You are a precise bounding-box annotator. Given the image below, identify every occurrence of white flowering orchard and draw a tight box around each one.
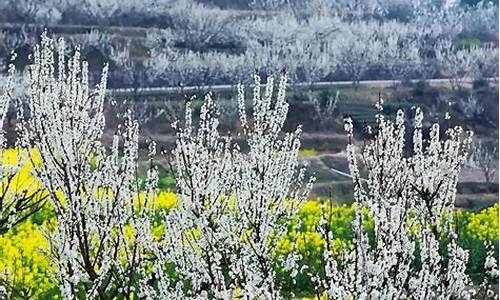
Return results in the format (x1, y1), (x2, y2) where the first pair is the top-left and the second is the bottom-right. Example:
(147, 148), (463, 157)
(0, 33), (496, 300)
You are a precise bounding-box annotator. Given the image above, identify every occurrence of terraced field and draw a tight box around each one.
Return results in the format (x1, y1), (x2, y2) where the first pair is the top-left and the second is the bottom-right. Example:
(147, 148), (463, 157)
(108, 81), (498, 210)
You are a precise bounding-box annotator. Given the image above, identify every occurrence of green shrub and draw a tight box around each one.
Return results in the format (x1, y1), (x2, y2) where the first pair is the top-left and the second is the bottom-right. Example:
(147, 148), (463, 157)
(412, 80), (431, 97)
(473, 78), (490, 90)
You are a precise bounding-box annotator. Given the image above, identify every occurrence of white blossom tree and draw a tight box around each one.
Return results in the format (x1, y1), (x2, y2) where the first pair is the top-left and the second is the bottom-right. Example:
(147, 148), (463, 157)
(437, 40), (499, 89)
(165, 0), (242, 53)
(306, 90), (339, 131)
(468, 43), (499, 80)
(152, 73), (314, 299)
(457, 93), (484, 120)
(332, 23), (382, 87)
(0, 0), (62, 23)
(312, 100), (477, 299)
(467, 140), (498, 184)
(436, 40), (475, 89)
(378, 23), (421, 83)
(18, 33), (158, 299)
(109, 43), (153, 99)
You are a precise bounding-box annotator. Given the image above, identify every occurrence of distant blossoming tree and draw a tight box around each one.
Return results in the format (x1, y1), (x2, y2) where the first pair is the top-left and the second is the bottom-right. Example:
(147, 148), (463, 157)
(435, 40), (493, 90)
(306, 90), (339, 131)
(467, 140), (498, 184)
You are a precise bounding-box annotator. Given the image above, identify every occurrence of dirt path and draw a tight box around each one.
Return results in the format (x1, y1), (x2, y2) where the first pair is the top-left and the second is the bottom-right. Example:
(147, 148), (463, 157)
(107, 78), (499, 97)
